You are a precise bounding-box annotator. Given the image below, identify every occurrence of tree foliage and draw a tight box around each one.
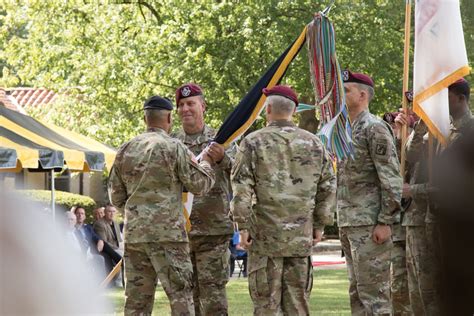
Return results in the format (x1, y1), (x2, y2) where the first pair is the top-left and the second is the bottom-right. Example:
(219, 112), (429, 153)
(0, 0), (472, 147)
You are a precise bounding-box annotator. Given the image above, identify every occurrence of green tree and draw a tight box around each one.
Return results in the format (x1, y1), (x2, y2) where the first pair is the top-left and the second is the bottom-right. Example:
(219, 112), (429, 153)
(0, 1), (471, 147)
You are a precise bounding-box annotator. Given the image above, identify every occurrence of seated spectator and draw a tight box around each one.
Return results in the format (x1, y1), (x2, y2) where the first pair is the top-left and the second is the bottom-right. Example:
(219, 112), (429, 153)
(73, 206), (122, 274)
(93, 205), (123, 253)
(64, 211), (106, 279)
(93, 207), (105, 223)
(93, 204), (124, 285)
(229, 231), (247, 277)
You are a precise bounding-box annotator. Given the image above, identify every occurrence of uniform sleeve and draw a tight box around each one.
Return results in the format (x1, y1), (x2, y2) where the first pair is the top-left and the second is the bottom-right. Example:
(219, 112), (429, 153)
(217, 143), (236, 173)
(230, 138), (255, 230)
(407, 121), (428, 164)
(369, 122), (403, 224)
(176, 142), (215, 195)
(313, 147), (336, 230)
(108, 163), (128, 215)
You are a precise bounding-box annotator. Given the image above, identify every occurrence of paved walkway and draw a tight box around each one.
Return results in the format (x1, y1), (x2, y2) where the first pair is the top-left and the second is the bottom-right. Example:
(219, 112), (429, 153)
(312, 239), (346, 270)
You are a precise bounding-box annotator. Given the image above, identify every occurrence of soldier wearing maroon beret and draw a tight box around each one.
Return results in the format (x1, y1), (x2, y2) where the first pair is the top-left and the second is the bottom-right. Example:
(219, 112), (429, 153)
(448, 78), (473, 144)
(338, 70), (402, 315)
(231, 85), (335, 315)
(172, 83), (234, 316)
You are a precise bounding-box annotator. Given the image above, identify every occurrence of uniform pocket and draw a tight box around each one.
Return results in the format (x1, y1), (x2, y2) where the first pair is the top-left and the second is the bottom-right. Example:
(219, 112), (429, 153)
(164, 246), (193, 292)
(248, 255), (270, 298)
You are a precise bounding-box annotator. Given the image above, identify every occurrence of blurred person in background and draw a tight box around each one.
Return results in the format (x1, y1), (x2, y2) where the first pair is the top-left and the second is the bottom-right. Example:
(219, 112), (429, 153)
(0, 192), (111, 315)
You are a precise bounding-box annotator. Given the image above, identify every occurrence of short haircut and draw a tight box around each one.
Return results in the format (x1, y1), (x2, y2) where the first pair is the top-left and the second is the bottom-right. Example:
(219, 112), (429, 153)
(450, 82), (470, 101)
(144, 109), (170, 122)
(73, 206), (85, 215)
(265, 95), (296, 115)
(355, 83), (375, 102)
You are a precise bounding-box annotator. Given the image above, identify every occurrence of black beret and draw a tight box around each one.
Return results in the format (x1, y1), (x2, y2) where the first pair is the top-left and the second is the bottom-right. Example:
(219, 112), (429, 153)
(143, 95), (174, 111)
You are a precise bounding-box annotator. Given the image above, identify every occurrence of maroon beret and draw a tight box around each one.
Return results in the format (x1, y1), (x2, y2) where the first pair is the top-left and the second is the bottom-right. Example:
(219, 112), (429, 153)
(262, 85), (299, 106)
(175, 83), (203, 104)
(342, 70), (374, 88)
(449, 78), (470, 98)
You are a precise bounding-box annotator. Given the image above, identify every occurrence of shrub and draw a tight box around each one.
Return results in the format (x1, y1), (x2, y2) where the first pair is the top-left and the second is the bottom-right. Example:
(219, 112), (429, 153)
(16, 190), (97, 223)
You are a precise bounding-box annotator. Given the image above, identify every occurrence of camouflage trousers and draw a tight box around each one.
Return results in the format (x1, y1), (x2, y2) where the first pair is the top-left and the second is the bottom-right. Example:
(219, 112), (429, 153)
(189, 235), (231, 316)
(247, 252), (313, 316)
(390, 239), (411, 315)
(339, 225), (393, 316)
(123, 242), (194, 316)
(405, 225), (440, 315)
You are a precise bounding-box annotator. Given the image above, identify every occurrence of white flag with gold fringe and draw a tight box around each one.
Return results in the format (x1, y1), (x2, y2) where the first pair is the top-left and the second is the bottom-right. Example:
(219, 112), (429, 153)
(413, 0), (470, 145)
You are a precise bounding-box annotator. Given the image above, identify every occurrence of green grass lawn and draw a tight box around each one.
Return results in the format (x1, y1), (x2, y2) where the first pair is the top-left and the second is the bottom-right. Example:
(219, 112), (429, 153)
(105, 269), (350, 315)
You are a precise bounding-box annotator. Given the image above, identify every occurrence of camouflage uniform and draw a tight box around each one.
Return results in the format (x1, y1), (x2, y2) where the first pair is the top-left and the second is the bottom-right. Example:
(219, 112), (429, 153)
(402, 121), (439, 316)
(337, 109), (402, 315)
(231, 120), (336, 315)
(108, 127), (215, 316)
(173, 125), (233, 316)
(391, 138), (411, 315)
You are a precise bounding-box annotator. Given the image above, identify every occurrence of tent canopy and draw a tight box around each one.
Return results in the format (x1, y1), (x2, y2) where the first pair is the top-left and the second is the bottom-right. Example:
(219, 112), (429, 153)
(0, 105), (115, 173)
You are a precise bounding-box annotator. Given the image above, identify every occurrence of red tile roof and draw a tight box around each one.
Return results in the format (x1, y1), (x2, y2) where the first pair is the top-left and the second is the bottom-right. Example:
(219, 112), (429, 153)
(0, 88), (25, 113)
(8, 88), (58, 108)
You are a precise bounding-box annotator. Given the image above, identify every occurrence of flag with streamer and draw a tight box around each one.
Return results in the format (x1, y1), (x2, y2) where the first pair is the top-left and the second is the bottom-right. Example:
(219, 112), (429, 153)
(307, 12), (353, 160)
(413, 0), (470, 145)
(214, 27), (307, 147)
(183, 28), (307, 232)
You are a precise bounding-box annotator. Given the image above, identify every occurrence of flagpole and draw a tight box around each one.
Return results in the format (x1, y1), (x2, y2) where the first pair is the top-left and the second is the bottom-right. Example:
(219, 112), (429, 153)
(400, 0), (412, 177)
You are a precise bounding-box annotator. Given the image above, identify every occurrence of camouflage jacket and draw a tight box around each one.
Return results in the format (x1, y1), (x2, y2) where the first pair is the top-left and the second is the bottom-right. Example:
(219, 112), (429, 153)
(172, 125), (234, 236)
(108, 127), (215, 243)
(448, 110), (474, 145)
(337, 110), (402, 227)
(402, 121), (431, 226)
(231, 120), (336, 257)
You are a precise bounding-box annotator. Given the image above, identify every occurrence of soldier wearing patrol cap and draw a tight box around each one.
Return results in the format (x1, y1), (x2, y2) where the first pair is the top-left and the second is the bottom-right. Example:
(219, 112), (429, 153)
(231, 85), (336, 315)
(172, 83), (234, 316)
(338, 70), (402, 315)
(108, 95), (216, 316)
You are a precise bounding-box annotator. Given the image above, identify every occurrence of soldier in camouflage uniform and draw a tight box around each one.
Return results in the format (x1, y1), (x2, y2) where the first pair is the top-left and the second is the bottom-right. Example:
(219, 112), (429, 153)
(447, 78), (474, 145)
(395, 112), (438, 316)
(108, 95), (216, 316)
(398, 78), (472, 315)
(338, 70), (402, 315)
(383, 108), (413, 315)
(172, 83), (234, 316)
(231, 85), (336, 316)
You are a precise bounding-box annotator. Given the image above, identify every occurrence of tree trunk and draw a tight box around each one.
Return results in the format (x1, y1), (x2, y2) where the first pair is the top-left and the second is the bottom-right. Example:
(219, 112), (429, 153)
(298, 109), (319, 134)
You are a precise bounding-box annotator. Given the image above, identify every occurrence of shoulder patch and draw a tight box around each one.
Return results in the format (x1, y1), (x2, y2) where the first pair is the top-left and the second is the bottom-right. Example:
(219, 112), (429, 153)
(375, 142), (387, 156)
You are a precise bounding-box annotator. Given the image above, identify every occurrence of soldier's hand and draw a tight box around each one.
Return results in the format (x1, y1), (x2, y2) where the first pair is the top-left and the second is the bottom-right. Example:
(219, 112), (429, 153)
(207, 142), (225, 163)
(97, 240), (104, 252)
(402, 183), (412, 198)
(239, 230), (253, 249)
(372, 224), (392, 245)
(394, 112), (408, 128)
(201, 151), (215, 165)
(313, 229), (323, 246)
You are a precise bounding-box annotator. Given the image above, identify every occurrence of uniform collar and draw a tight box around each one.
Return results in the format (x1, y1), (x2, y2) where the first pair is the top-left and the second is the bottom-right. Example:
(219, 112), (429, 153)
(179, 124), (214, 145)
(268, 119), (295, 127)
(352, 109), (369, 125)
(452, 110), (472, 130)
(147, 127), (167, 134)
